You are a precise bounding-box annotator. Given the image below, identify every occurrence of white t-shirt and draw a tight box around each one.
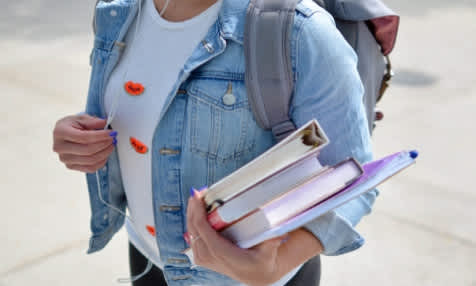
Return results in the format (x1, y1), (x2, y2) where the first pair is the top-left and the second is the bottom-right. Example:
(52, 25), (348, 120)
(105, 0), (223, 267)
(104, 0), (301, 284)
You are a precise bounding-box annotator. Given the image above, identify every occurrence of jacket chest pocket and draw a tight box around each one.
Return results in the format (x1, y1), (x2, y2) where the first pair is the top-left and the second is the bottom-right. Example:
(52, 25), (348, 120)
(186, 78), (258, 162)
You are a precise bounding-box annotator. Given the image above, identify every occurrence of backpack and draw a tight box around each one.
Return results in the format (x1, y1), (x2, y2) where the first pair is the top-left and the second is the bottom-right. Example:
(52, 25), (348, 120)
(245, 0), (400, 140)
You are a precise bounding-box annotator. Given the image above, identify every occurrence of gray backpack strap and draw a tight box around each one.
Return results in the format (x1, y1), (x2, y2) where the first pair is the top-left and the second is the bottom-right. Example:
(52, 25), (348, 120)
(245, 0), (300, 142)
(336, 20), (386, 133)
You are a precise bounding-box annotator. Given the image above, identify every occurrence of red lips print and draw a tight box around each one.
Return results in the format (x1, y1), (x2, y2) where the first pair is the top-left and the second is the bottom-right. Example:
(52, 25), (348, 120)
(130, 137), (148, 154)
(146, 225), (156, 236)
(124, 81), (145, 96)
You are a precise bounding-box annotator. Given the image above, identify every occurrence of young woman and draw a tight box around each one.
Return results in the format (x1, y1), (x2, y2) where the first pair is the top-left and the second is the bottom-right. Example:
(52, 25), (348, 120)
(52, 0), (376, 285)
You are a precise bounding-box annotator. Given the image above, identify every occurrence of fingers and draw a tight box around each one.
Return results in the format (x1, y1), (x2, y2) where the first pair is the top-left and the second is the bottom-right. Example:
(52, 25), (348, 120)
(186, 189), (215, 266)
(66, 157), (109, 174)
(186, 189), (207, 246)
(59, 143), (115, 166)
(75, 114), (108, 130)
(55, 137), (114, 156)
(186, 190), (239, 257)
(185, 189), (282, 281)
(53, 114), (113, 145)
(53, 114), (118, 173)
(61, 128), (114, 145)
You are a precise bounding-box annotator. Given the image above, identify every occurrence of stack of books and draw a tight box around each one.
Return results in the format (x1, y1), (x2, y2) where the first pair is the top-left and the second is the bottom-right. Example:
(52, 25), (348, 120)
(184, 119), (418, 253)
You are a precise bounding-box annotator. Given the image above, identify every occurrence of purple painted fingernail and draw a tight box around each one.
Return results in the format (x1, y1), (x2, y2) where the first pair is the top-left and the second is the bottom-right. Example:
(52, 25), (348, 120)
(198, 186), (208, 191)
(109, 131), (118, 137)
(113, 138), (117, 146)
(190, 187), (196, 197)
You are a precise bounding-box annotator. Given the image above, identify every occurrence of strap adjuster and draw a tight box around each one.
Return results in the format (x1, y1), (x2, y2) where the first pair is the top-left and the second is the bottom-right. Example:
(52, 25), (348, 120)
(272, 120), (296, 142)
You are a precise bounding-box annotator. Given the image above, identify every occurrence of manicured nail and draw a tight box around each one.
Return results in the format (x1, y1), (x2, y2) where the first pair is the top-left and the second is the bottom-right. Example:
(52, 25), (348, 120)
(109, 131), (118, 137)
(113, 138), (117, 146)
(183, 232), (191, 245)
(190, 187), (196, 197)
(198, 186), (208, 192)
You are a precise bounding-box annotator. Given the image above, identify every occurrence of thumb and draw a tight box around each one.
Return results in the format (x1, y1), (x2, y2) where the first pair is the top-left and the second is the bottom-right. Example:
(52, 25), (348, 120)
(75, 114), (107, 131)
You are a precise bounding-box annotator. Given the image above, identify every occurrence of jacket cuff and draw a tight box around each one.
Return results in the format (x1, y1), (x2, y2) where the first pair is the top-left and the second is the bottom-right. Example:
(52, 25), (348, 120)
(303, 210), (365, 256)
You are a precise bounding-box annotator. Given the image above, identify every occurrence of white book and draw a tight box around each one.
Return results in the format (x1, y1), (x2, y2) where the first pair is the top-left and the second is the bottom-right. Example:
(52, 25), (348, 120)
(207, 156), (325, 229)
(203, 120), (329, 211)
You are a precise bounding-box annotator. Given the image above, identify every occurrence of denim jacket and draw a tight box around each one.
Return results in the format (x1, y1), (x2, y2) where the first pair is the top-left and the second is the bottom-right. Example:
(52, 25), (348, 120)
(85, 0), (377, 284)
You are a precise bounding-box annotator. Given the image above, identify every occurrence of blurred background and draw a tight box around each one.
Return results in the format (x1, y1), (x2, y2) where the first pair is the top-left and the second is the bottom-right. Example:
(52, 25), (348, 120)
(1, 0), (475, 285)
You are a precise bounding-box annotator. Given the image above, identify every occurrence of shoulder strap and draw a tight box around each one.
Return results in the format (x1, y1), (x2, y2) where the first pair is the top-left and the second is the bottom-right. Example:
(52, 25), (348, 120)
(245, 0), (300, 142)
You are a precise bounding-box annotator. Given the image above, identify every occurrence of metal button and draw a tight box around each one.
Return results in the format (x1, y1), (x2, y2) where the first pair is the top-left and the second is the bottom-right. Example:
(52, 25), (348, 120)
(101, 165), (107, 173)
(171, 275), (192, 281)
(103, 214), (108, 221)
(159, 148), (180, 155)
(223, 93), (236, 105)
(110, 9), (118, 17)
(114, 41), (126, 51)
(167, 258), (189, 264)
(202, 40), (214, 53)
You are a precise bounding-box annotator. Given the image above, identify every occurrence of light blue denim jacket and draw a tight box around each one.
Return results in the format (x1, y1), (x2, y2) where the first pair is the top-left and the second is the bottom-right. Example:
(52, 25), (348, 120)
(85, 0), (377, 284)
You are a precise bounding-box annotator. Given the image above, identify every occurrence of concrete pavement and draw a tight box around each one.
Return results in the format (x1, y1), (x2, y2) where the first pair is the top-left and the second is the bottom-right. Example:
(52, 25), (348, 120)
(1, 1), (475, 285)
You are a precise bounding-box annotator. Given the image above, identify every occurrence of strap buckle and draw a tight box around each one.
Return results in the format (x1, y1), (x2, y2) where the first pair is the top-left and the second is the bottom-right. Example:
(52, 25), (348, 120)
(271, 120), (297, 142)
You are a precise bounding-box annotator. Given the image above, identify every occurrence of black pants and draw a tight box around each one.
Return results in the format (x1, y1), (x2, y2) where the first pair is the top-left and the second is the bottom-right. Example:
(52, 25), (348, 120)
(129, 242), (321, 286)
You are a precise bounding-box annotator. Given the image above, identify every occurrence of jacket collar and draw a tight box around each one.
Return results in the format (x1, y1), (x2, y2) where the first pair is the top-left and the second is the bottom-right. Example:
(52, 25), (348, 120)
(217, 0), (249, 45)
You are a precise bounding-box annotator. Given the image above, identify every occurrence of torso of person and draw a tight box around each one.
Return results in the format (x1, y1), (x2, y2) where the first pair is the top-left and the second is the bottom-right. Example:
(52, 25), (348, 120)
(103, 1), (303, 285)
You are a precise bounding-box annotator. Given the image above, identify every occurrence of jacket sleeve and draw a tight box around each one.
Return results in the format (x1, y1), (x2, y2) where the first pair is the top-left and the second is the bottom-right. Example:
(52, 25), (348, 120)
(290, 9), (378, 256)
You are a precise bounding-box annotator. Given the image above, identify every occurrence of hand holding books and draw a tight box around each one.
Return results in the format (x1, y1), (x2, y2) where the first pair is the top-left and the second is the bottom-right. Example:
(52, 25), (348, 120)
(184, 119), (418, 260)
(185, 187), (288, 286)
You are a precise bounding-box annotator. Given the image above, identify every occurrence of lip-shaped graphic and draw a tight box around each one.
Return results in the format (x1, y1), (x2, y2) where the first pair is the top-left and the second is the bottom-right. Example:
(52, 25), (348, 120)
(130, 136), (148, 154)
(124, 81), (145, 96)
(146, 225), (156, 236)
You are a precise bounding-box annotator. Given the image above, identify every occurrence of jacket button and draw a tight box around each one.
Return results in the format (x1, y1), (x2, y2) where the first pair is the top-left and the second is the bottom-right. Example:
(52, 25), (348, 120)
(222, 93), (236, 105)
(167, 258), (189, 264)
(110, 10), (118, 17)
(159, 148), (180, 155)
(202, 41), (214, 53)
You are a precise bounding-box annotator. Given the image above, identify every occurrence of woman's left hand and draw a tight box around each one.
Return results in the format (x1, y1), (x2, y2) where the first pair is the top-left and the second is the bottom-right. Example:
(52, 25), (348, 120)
(186, 188), (286, 286)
